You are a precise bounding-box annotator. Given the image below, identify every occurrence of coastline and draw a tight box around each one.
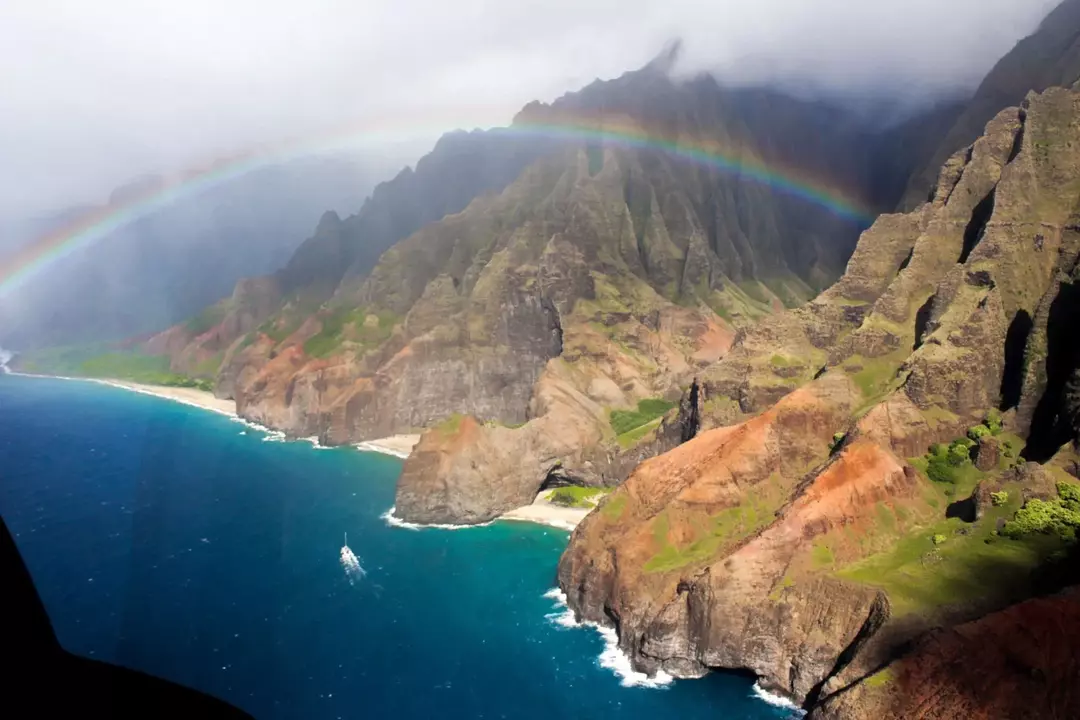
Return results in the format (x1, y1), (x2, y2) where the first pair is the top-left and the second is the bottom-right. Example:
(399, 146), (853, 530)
(90, 378), (238, 416)
(355, 435), (421, 459)
(500, 503), (590, 531)
(8, 371), (421, 462)
(501, 489), (593, 531)
(11, 371), (590, 532)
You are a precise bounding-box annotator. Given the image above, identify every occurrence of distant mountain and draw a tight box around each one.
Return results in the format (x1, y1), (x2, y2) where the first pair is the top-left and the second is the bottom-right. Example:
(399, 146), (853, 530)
(141, 55), (954, 487)
(0, 156), (382, 349)
(563, 81), (1080, 719)
(900, 0), (1080, 209)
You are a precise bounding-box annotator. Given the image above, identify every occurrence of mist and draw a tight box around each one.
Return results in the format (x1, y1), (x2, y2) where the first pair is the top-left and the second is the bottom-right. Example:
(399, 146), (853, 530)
(0, 0), (1059, 220)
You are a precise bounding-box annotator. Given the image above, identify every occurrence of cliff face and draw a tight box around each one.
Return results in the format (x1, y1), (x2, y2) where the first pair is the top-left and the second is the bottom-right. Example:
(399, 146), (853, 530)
(558, 85), (1080, 714)
(812, 586), (1080, 720)
(900, 0), (1080, 210)
(148, 59), (939, 524)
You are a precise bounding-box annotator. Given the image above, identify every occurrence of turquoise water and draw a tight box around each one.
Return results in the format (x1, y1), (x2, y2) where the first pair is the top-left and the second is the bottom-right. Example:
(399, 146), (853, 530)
(0, 374), (786, 719)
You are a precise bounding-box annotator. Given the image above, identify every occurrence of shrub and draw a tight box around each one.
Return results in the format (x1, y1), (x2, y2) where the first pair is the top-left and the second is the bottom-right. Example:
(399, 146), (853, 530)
(985, 408), (1004, 434)
(1060, 482), (1080, 511)
(947, 438), (974, 467)
(926, 454), (957, 484)
(1001, 483), (1080, 542)
(990, 491), (1009, 507)
(932, 534), (947, 545)
(967, 424), (992, 442)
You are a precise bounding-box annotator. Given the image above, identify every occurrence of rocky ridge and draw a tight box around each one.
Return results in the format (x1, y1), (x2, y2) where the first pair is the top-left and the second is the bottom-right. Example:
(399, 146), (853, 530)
(145, 60), (940, 525)
(558, 85), (1080, 716)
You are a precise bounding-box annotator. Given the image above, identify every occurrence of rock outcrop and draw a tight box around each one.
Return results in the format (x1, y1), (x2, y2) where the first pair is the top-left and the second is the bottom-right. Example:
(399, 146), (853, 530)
(558, 85), (1080, 713)
(149, 56), (945, 524)
(813, 587), (1080, 719)
(900, 0), (1080, 209)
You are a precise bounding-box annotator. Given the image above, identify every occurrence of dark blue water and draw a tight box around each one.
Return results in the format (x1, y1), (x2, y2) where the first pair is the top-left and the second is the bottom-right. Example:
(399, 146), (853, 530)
(0, 374), (785, 719)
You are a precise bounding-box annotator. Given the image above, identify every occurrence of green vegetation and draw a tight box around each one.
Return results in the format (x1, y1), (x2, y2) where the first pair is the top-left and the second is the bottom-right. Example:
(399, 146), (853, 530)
(840, 477), (1072, 615)
(914, 438), (982, 487)
(812, 541), (835, 567)
(601, 494), (628, 521)
(549, 486), (609, 509)
(991, 491), (1009, 507)
(19, 346), (211, 391)
(645, 475), (786, 573)
(770, 354), (795, 368)
(967, 409), (1004, 442)
(258, 314), (302, 344)
(304, 306), (399, 358)
(616, 417), (662, 448)
(435, 413), (466, 436)
(609, 398), (676, 436)
(1001, 482), (1080, 542)
(864, 668), (894, 689)
(185, 302), (228, 335)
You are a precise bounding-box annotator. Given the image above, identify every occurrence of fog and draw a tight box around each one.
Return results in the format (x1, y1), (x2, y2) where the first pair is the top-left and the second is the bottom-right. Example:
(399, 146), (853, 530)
(0, 0), (1059, 219)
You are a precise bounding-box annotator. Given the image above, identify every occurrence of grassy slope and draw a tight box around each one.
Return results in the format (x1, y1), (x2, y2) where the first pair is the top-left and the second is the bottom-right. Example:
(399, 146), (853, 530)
(18, 346), (211, 391)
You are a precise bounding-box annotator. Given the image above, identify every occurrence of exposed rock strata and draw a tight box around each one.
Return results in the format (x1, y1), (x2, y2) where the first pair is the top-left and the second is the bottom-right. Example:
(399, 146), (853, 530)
(558, 86), (1080, 712)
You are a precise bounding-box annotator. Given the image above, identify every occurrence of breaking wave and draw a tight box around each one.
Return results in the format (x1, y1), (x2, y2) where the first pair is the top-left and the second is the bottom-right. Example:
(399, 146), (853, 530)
(543, 588), (673, 689)
(380, 506), (493, 531)
(751, 683), (805, 716)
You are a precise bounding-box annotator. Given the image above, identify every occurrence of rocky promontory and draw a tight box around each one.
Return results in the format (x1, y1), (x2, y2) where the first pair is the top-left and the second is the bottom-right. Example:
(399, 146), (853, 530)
(558, 85), (1080, 713)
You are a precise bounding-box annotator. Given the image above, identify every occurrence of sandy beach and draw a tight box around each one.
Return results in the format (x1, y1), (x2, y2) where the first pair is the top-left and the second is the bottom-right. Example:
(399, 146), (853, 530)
(500, 489), (595, 531)
(100, 379), (422, 460)
(90, 378), (238, 416)
(356, 435), (421, 459)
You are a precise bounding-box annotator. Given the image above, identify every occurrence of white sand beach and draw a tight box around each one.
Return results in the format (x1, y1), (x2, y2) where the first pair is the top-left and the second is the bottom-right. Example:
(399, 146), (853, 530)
(89, 378), (238, 416)
(500, 489), (594, 531)
(356, 435), (422, 459)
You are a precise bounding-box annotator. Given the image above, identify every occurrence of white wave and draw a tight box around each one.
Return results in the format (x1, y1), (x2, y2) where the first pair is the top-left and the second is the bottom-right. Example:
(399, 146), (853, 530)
(542, 588), (673, 689)
(0, 347), (11, 373)
(302, 435), (336, 450)
(354, 441), (410, 459)
(380, 506), (493, 531)
(751, 683), (805, 715)
(340, 536), (365, 584)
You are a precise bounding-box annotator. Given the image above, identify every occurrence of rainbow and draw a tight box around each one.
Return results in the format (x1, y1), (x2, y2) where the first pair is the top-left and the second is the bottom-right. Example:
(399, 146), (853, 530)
(0, 116), (876, 296)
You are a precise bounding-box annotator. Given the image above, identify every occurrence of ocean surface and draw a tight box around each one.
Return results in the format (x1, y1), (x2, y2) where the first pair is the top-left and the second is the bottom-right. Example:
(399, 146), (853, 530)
(0, 374), (788, 719)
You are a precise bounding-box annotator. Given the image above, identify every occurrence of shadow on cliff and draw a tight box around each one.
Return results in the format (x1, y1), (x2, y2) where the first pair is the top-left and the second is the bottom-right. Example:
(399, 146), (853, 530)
(1024, 281), (1080, 462)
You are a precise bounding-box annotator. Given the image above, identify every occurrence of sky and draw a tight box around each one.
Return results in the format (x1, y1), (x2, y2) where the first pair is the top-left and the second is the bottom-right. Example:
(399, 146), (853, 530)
(0, 0), (1060, 220)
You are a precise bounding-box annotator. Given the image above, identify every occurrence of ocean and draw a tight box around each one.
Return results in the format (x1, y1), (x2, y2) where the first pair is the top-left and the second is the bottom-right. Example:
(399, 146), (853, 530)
(0, 374), (788, 719)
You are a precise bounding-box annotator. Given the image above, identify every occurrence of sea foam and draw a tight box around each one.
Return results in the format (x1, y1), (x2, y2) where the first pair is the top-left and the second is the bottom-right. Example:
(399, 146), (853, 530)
(380, 506), (493, 531)
(543, 588), (674, 689)
(751, 683), (806, 716)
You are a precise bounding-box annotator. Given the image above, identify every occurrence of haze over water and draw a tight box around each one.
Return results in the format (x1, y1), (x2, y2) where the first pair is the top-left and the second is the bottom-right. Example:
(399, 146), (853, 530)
(0, 374), (787, 719)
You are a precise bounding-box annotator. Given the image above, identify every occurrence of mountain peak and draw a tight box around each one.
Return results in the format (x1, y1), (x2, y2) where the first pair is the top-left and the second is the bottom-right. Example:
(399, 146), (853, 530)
(643, 39), (683, 75)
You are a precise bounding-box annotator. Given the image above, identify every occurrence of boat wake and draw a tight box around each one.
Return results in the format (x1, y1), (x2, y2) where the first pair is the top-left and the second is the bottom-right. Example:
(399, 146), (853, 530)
(340, 533), (366, 584)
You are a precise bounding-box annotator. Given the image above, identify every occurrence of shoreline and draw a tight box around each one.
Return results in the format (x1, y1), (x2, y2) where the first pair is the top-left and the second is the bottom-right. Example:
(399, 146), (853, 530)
(10, 371), (589, 532)
(499, 502), (590, 531)
(7, 371), (420, 461)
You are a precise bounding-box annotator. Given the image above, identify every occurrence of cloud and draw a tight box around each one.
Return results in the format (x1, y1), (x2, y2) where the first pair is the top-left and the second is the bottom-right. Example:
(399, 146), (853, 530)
(0, 0), (1058, 217)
